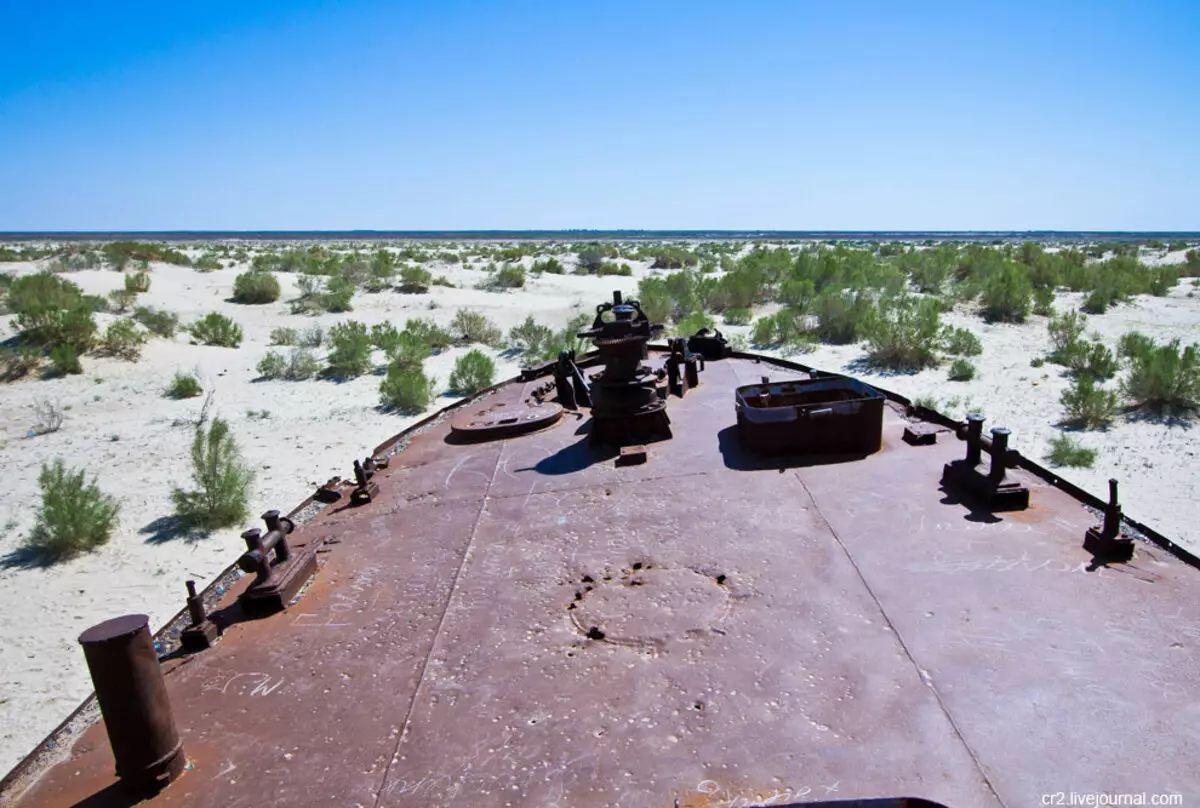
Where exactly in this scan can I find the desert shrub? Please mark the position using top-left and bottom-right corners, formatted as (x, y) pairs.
(364, 250), (397, 292)
(1060, 375), (1117, 428)
(1117, 331), (1154, 361)
(1045, 434), (1096, 468)
(107, 288), (138, 313)
(133, 306), (179, 337)
(751, 315), (778, 346)
(270, 326), (298, 346)
(1032, 285), (1055, 316)
(9, 272), (98, 351)
(285, 348), (321, 380)
(723, 307), (752, 325)
(940, 326), (982, 356)
(193, 253), (223, 271)
(23, 460), (120, 562)
(532, 312), (593, 362)
(124, 271), (151, 293)
(403, 317), (454, 351)
(673, 311), (715, 337)
(386, 331), (433, 370)
(1047, 310), (1087, 363)
(165, 371), (203, 399)
(172, 417), (254, 531)
(1120, 338), (1200, 414)
(531, 257), (565, 275)
(508, 316), (554, 358)
(451, 309), (502, 346)
(636, 278), (674, 324)
(1081, 288), (1112, 314)
(232, 271), (281, 304)
(862, 294), (942, 369)
(1066, 340), (1118, 381)
(189, 313), (243, 347)
(49, 344), (82, 375)
(812, 288), (872, 344)
(101, 241), (188, 268)
(30, 398), (65, 434)
(322, 275), (355, 312)
(299, 324), (324, 347)
(980, 263), (1032, 322)
(257, 351), (287, 379)
(449, 349), (496, 395)
(379, 362), (435, 413)
(948, 358), (976, 381)
(370, 322), (404, 353)
(727, 332), (749, 352)
(490, 264), (526, 289)
(326, 320), (374, 378)
(100, 318), (148, 361)
(398, 265), (432, 293)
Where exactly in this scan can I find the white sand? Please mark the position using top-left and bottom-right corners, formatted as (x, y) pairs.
(1, 246), (1197, 769)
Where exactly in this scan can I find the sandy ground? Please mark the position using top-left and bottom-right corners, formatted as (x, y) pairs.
(1, 246), (1197, 770)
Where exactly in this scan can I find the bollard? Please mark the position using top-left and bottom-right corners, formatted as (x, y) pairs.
(1103, 478), (1121, 537)
(79, 615), (186, 793)
(1084, 477), (1133, 561)
(965, 413), (985, 467)
(988, 427), (1011, 481)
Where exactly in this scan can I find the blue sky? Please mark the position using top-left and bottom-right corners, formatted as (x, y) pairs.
(0, 1), (1197, 231)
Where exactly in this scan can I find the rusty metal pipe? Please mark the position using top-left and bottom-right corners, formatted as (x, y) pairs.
(185, 580), (205, 627)
(79, 615), (186, 793)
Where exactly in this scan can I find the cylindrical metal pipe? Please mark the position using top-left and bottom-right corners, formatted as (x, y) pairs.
(989, 428), (1011, 481)
(965, 413), (985, 467)
(1104, 478), (1122, 536)
(79, 615), (186, 793)
(185, 580), (205, 627)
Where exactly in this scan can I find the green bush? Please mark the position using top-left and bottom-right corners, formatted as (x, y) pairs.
(193, 253), (223, 271)
(1047, 310), (1086, 363)
(326, 320), (374, 378)
(172, 417), (254, 531)
(751, 315), (778, 347)
(386, 331), (433, 370)
(451, 309), (503, 346)
(404, 317), (454, 351)
(1060, 375), (1117, 428)
(370, 322), (404, 353)
(189, 313), (243, 347)
(1120, 338), (1200, 414)
(23, 460), (120, 562)
(1081, 288), (1112, 314)
(449, 349), (496, 395)
(49, 344), (82, 375)
(9, 273), (97, 351)
(1045, 434), (1097, 468)
(490, 264), (525, 289)
(673, 311), (715, 337)
(379, 362), (435, 413)
(948, 358), (976, 381)
(1032, 286), (1055, 316)
(812, 288), (872, 344)
(269, 326), (298, 346)
(232, 271), (281, 304)
(940, 326), (982, 356)
(531, 257), (565, 275)
(508, 315), (554, 358)
(257, 351), (287, 379)
(1117, 331), (1154, 361)
(722, 308), (752, 326)
(133, 306), (179, 337)
(636, 277), (674, 324)
(108, 288), (137, 313)
(1066, 340), (1118, 381)
(862, 294), (942, 370)
(124, 271), (151, 293)
(165, 371), (203, 399)
(100, 318), (148, 361)
(398, 265), (432, 293)
(980, 263), (1032, 322)
(322, 275), (356, 312)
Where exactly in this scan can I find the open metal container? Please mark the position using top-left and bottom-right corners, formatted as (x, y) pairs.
(735, 375), (885, 456)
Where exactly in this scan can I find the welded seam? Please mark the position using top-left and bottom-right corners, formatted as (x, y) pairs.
(795, 473), (1008, 808)
(371, 445), (504, 808)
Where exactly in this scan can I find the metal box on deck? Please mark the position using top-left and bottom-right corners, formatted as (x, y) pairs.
(735, 376), (884, 456)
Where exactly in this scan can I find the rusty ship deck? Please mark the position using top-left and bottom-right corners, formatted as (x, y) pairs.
(3, 349), (1199, 808)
